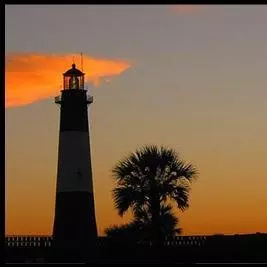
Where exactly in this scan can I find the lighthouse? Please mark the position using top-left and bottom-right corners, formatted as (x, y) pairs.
(53, 64), (97, 258)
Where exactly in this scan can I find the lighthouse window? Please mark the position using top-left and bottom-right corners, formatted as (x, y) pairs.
(69, 76), (79, 89)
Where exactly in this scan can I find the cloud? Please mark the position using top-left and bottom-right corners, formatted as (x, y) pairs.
(5, 53), (131, 108)
(169, 5), (205, 14)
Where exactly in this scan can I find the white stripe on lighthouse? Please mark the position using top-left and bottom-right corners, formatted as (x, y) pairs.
(56, 131), (94, 193)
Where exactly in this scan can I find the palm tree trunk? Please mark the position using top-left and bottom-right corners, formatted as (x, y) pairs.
(150, 177), (161, 247)
(152, 202), (160, 245)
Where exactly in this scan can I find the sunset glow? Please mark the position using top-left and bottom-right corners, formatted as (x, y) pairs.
(5, 53), (131, 108)
(169, 5), (206, 14)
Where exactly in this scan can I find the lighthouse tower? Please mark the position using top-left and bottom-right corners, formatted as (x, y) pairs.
(53, 64), (97, 257)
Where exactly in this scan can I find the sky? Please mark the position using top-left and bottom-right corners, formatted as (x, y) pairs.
(5, 5), (267, 236)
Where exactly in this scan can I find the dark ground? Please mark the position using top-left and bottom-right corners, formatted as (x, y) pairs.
(5, 234), (267, 264)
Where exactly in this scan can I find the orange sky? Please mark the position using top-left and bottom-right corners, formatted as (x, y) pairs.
(6, 53), (131, 108)
(169, 5), (206, 14)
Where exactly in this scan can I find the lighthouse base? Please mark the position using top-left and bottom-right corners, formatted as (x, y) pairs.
(53, 191), (97, 252)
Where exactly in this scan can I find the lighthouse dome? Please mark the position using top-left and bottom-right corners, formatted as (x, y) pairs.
(64, 64), (84, 77)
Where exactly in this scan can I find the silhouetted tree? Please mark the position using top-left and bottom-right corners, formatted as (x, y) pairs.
(111, 145), (197, 245)
(105, 204), (181, 242)
(105, 223), (137, 241)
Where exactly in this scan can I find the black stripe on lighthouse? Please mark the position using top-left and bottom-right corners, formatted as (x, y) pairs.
(53, 88), (97, 254)
(60, 89), (89, 132)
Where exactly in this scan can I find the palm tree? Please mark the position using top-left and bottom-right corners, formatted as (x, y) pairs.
(111, 145), (197, 245)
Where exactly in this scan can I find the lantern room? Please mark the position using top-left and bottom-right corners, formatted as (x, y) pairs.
(63, 64), (85, 90)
